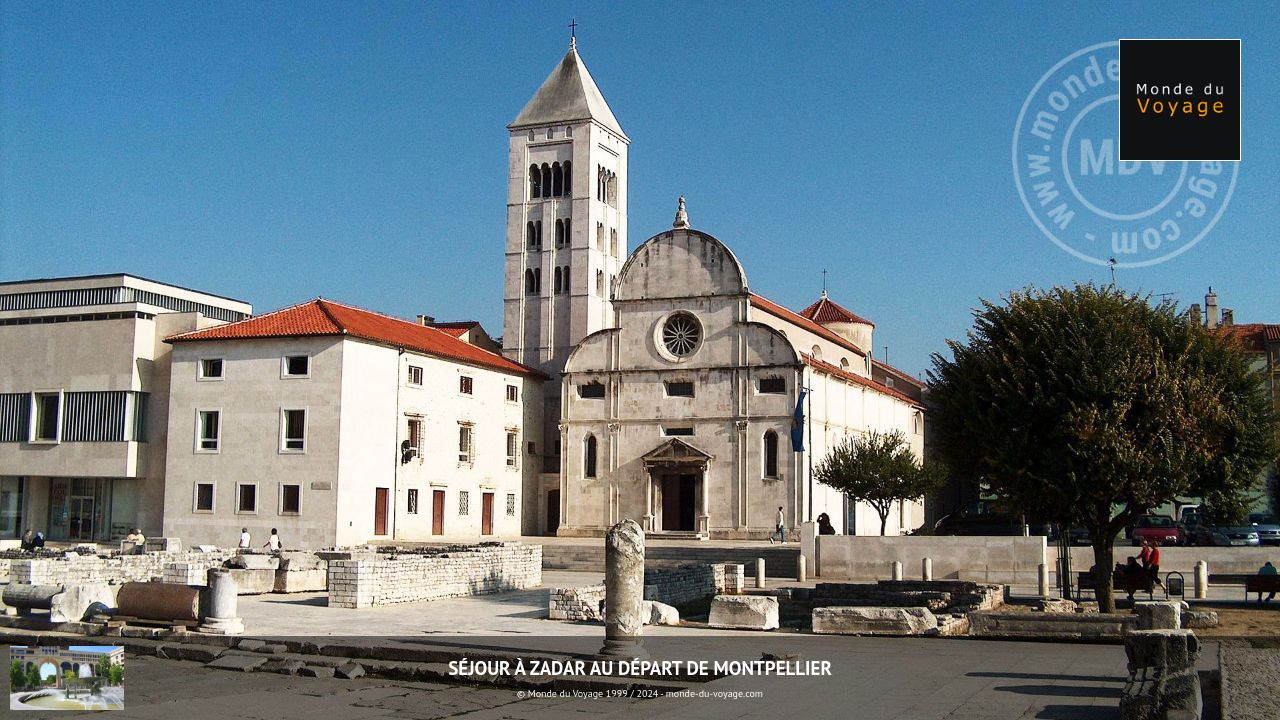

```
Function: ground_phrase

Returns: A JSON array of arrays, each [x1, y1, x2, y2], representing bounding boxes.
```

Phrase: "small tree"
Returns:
[[110, 663, 123, 686], [26, 664, 42, 689], [815, 430, 944, 535], [10, 660, 25, 691], [95, 654, 112, 680], [929, 284, 1277, 612]]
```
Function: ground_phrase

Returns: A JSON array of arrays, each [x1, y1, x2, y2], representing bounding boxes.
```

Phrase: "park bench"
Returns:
[[1076, 570, 1154, 601], [1244, 574, 1280, 602]]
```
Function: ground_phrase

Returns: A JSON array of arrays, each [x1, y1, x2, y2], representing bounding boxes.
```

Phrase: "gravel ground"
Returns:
[[1220, 646, 1280, 720]]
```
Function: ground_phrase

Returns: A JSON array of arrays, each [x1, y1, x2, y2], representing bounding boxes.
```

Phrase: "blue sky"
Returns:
[[2, 2, 1276, 378]]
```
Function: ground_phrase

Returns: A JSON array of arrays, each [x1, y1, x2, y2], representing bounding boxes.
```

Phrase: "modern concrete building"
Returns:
[[555, 212, 926, 539], [162, 299, 545, 548], [0, 274, 251, 542]]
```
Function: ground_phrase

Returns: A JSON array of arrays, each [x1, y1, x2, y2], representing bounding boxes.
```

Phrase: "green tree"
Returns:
[[10, 660, 24, 691], [95, 654, 112, 680], [26, 663, 42, 689], [815, 430, 945, 535], [109, 663, 123, 685], [929, 284, 1277, 612]]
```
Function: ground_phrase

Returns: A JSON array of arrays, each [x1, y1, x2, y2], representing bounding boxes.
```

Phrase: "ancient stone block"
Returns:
[[643, 600, 680, 626], [1181, 610, 1218, 629], [207, 653, 268, 672], [1032, 598, 1077, 614], [708, 595, 779, 630], [812, 606, 938, 636], [299, 665, 336, 678], [335, 662, 366, 679], [1134, 601, 1182, 631]]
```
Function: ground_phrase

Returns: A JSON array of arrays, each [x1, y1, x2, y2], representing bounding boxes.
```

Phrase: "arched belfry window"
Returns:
[[529, 165, 541, 199], [533, 268, 541, 293], [562, 266, 570, 293], [552, 163, 563, 197], [563, 218, 570, 245], [541, 164, 552, 197], [553, 267, 562, 293], [763, 430, 779, 479], [584, 434, 598, 478], [526, 221, 537, 250], [554, 219, 564, 247], [596, 269, 604, 296], [563, 161, 571, 194], [524, 269, 535, 295]]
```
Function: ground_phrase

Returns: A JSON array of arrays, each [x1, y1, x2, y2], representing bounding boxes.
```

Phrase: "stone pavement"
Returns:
[[55, 636, 1210, 720]]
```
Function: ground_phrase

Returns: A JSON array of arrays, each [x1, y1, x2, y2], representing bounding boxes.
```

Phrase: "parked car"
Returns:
[[1248, 513, 1280, 546], [1181, 511, 1204, 544], [1194, 523, 1261, 547], [1131, 515, 1186, 546], [1049, 525, 1093, 545], [933, 501, 1052, 536]]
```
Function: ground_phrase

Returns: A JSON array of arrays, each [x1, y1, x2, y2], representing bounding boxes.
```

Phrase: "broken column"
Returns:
[[198, 567, 244, 635], [599, 519, 647, 658]]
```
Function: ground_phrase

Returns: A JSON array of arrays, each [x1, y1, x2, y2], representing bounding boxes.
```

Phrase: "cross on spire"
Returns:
[[820, 269, 828, 299], [569, 18, 577, 49]]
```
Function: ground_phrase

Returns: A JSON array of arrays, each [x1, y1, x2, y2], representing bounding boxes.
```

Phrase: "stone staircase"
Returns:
[[541, 543, 800, 578]]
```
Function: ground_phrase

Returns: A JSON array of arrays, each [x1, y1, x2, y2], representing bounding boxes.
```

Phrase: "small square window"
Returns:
[[199, 358, 224, 380], [194, 483, 215, 512], [407, 488, 419, 514], [665, 381, 694, 398], [280, 484, 301, 515], [459, 376, 474, 395], [506, 493, 517, 516], [283, 355, 310, 377], [458, 490, 470, 516], [578, 382, 605, 399], [281, 409, 306, 452], [506, 384, 519, 402], [527, 441, 537, 455], [197, 410, 220, 452], [408, 365, 423, 386], [236, 483, 257, 513], [757, 377, 786, 394]]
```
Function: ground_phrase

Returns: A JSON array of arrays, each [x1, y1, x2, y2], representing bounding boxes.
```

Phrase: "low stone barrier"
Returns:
[[813, 535, 1047, 585], [11, 550, 237, 586], [801, 580, 1004, 614], [550, 563, 743, 622], [549, 585, 606, 621], [812, 606, 939, 635], [968, 610, 1138, 641], [327, 543, 541, 609], [708, 595, 779, 630]]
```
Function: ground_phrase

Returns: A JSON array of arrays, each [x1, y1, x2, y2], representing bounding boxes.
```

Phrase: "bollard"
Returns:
[[599, 519, 648, 658], [1194, 560, 1208, 600], [198, 568, 244, 635], [1038, 563, 1050, 599], [755, 558, 766, 589], [797, 554, 807, 583], [891, 561, 903, 581], [922, 557, 933, 582]]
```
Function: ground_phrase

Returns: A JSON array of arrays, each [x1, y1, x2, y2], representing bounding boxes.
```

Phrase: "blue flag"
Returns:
[[790, 389, 806, 451]]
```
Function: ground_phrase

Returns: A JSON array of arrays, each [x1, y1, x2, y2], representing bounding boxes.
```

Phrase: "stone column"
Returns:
[[891, 561, 903, 581], [1038, 563, 1050, 598], [797, 554, 807, 583], [599, 519, 647, 658], [1194, 561, 1208, 599], [922, 558, 933, 581], [755, 558, 766, 588], [198, 568, 244, 635]]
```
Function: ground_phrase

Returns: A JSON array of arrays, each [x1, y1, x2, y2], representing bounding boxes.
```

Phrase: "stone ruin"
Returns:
[[792, 579, 1006, 636]]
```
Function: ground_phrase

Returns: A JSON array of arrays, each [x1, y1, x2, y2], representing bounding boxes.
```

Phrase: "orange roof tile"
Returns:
[[166, 299, 545, 379], [1220, 323, 1280, 353], [871, 358, 926, 389], [426, 321, 480, 338], [749, 293, 867, 358], [799, 295, 874, 326], [802, 353, 924, 409]]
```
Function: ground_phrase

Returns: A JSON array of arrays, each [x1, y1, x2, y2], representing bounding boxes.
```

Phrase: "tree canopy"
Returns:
[[928, 284, 1276, 611], [815, 430, 943, 535]]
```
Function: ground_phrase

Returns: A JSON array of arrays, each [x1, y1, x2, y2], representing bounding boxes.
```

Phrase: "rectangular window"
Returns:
[[757, 377, 786, 394], [405, 416, 423, 462], [407, 365, 423, 386], [281, 409, 306, 452], [506, 431, 518, 467], [527, 440, 536, 455], [665, 381, 695, 398], [283, 355, 310, 378], [32, 392, 60, 442], [407, 488, 419, 514], [197, 410, 220, 452], [194, 482, 215, 512], [663, 427, 694, 437], [507, 493, 516, 516], [236, 483, 257, 513], [198, 358, 224, 380], [458, 424, 473, 464], [459, 376, 473, 395], [885, 377, 896, 389], [280, 484, 301, 514], [578, 382, 605, 399], [506, 384, 519, 402], [458, 490, 470, 516]]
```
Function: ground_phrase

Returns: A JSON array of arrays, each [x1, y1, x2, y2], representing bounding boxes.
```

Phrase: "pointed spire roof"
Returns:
[[799, 295, 874, 327], [509, 45, 627, 140]]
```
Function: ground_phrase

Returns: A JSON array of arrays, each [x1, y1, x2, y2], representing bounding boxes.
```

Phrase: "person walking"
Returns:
[[769, 506, 786, 544], [238, 527, 251, 549], [1139, 538, 1163, 589]]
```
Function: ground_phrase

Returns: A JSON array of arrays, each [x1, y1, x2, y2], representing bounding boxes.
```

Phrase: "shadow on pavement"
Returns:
[[1034, 704, 1120, 720], [967, 671, 1121, 683], [994, 684, 1122, 698]]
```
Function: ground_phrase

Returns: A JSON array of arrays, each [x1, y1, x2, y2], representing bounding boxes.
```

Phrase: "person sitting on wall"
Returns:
[[1121, 556, 1145, 601], [817, 512, 837, 535], [1258, 561, 1278, 604], [263, 528, 282, 553], [238, 528, 251, 549], [32, 531, 45, 549], [20, 529, 35, 552], [125, 528, 146, 554]]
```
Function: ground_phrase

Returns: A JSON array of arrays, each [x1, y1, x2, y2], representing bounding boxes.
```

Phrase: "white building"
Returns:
[[161, 299, 545, 548], [0, 274, 251, 542]]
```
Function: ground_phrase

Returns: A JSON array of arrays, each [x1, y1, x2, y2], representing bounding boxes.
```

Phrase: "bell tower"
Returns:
[[503, 39, 629, 474]]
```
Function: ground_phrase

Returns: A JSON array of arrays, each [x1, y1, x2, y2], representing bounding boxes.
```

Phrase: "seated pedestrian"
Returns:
[[263, 528, 282, 552], [238, 527, 251, 549], [817, 512, 836, 536], [32, 531, 45, 549], [20, 529, 35, 552], [1258, 561, 1278, 604], [1122, 556, 1143, 600], [125, 528, 146, 555]]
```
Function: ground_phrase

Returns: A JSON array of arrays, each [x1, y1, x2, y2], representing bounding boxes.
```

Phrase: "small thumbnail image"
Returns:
[[9, 645, 124, 711]]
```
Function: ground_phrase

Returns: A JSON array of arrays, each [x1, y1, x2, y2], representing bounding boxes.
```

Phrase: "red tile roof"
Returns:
[[799, 295, 874, 327], [801, 353, 924, 409], [749, 293, 867, 358], [426, 321, 480, 338], [167, 299, 545, 379], [1220, 323, 1280, 353], [871, 358, 926, 389]]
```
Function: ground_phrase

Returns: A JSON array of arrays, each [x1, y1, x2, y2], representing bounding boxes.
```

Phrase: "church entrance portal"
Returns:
[[659, 474, 698, 532]]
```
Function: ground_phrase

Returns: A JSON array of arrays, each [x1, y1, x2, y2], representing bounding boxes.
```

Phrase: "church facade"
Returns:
[[505, 43, 927, 539]]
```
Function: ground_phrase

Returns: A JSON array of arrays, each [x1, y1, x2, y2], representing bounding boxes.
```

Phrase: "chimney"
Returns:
[[1189, 303, 1202, 326], [1222, 308, 1234, 326], [1205, 288, 1219, 329], [416, 315, 435, 326]]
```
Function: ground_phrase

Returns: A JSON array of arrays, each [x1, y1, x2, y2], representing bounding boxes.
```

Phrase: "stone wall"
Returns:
[[549, 563, 742, 621], [10, 550, 237, 586], [327, 543, 542, 609], [548, 584, 606, 621], [812, 535, 1047, 585]]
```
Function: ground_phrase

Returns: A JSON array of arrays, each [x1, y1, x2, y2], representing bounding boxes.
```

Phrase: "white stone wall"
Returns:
[[10, 549, 236, 585], [327, 543, 542, 609]]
